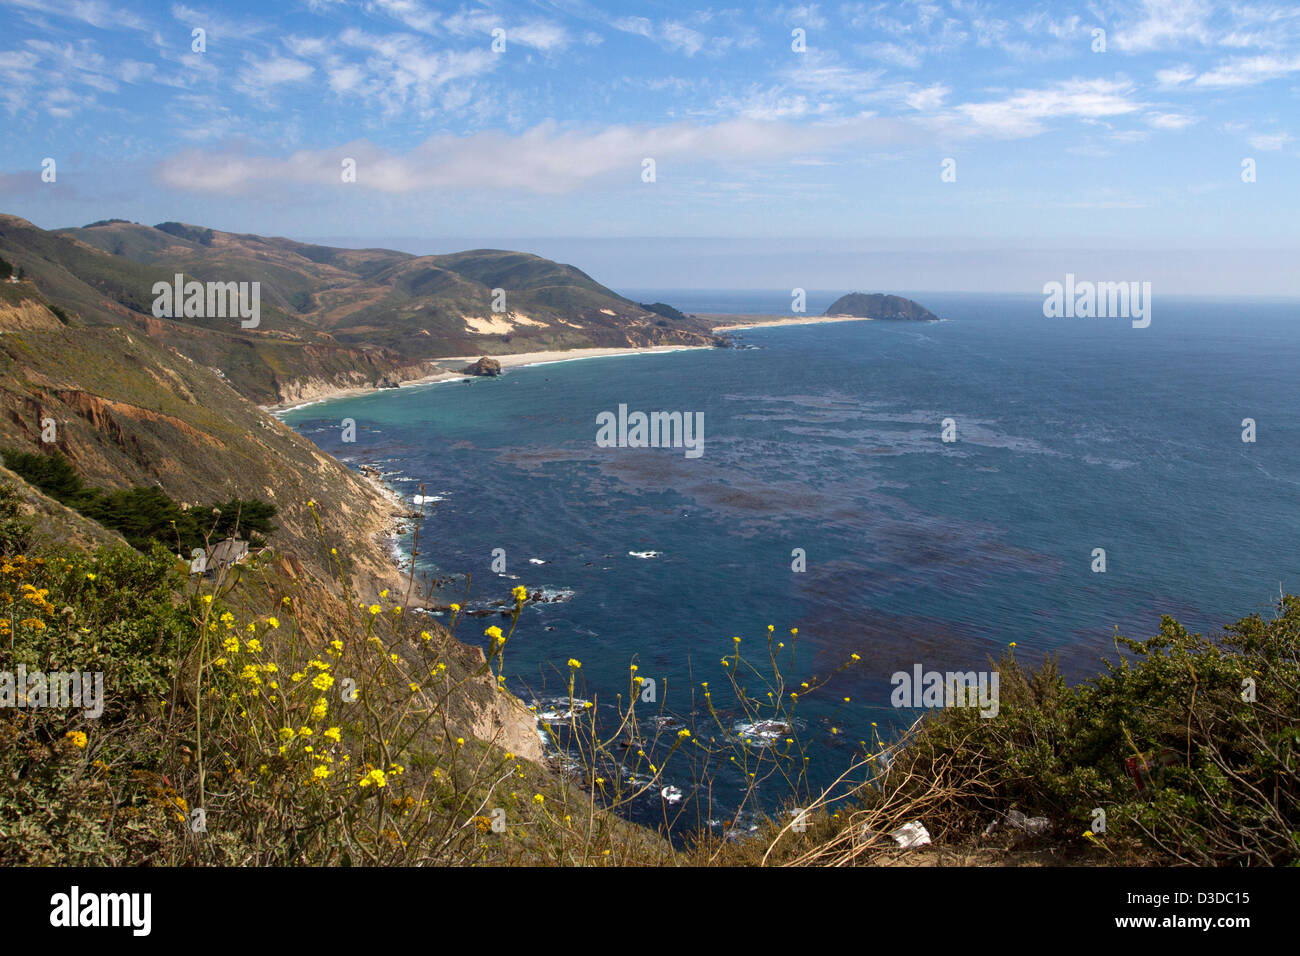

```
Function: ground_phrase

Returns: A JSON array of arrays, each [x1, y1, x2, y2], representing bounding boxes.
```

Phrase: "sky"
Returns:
[[1, 0, 1298, 293]]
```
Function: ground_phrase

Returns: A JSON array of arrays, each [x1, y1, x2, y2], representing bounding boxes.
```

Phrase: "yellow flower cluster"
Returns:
[[359, 768, 387, 789]]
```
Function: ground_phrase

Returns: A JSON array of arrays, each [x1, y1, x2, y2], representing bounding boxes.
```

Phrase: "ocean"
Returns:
[[281, 290, 1300, 832]]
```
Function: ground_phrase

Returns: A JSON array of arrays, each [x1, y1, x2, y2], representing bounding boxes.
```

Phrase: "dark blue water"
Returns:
[[283, 292, 1300, 828]]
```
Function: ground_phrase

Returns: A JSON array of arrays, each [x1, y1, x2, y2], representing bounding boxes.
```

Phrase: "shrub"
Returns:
[[1, 449, 276, 552]]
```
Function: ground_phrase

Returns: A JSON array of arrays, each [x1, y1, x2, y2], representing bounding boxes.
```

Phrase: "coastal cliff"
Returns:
[[0, 282, 546, 778]]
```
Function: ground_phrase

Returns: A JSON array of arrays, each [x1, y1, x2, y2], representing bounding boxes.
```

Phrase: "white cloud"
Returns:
[[937, 78, 1144, 138], [236, 56, 314, 98], [3, 0, 148, 31], [1192, 54, 1300, 87], [856, 41, 923, 69], [1155, 64, 1196, 87], [371, 0, 437, 34], [780, 52, 886, 96], [511, 21, 570, 53], [713, 88, 829, 120], [327, 63, 364, 94], [777, 4, 828, 31], [285, 35, 331, 58], [1113, 0, 1214, 53], [1146, 111, 1197, 129], [904, 83, 949, 111], [328, 27, 498, 116], [170, 3, 274, 41], [1, 37, 162, 114], [155, 115, 915, 195], [436, 9, 569, 52], [661, 22, 706, 56], [611, 16, 653, 39], [1248, 132, 1290, 150], [610, 14, 729, 56]]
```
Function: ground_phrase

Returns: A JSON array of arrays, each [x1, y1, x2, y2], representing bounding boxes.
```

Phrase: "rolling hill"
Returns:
[[2, 216, 721, 403]]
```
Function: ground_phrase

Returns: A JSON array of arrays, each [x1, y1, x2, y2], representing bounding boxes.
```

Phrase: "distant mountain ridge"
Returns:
[[824, 292, 941, 321], [54, 219, 719, 356], [0, 214, 719, 405]]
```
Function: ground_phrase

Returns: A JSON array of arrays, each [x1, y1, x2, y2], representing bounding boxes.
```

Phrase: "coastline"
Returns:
[[269, 342, 715, 613], [262, 344, 713, 415], [706, 313, 875, 332]]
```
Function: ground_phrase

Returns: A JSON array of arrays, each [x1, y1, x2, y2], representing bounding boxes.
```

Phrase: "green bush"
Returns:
[[805, 603, 1300, 866], [1, 449, 276, 551]]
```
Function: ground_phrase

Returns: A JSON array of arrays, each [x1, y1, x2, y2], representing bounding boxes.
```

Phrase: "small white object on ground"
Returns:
[[889, 820, 932, 848]]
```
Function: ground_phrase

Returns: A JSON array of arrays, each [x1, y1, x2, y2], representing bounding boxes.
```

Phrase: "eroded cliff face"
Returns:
[[267, 361, 433, 407], [439, 638, 546, 763], [0, 298, 64, 332], [0, 314, 542, 763]]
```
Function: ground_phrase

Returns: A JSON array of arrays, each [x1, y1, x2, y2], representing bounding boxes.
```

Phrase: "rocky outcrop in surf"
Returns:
[[463, 357, 502, 377]]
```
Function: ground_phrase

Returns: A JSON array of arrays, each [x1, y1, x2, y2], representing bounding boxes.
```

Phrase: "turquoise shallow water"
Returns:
[[283, 291, 1300, 828]]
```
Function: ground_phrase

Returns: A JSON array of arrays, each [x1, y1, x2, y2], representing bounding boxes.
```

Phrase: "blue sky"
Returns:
[[1, 0, 1298, 293]]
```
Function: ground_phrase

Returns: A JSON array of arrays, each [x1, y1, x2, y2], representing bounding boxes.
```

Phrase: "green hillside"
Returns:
[[43, 216, 721, 371]]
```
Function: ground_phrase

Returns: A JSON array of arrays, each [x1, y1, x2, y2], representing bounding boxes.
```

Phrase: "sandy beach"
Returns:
[[438, 344, 711, 370], [261, 344, 712, 414], [706, 314, 875, 332]]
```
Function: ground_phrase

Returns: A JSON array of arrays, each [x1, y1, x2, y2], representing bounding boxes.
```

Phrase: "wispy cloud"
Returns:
[[235, 56, 314, 100], [1248, 131, 1291, 150], [1112, 0, 1215, 53], [1, 0, 148, 31], [1192, 53, 1300, 87], [1146, 111, 1198, 129], [610, 13, 733, 56], [155, 115, 916, 195], [935, 78, 1144, 138]]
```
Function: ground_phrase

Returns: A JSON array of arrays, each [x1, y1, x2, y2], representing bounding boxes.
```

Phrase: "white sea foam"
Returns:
[[534, 697, 593, 722], [733, 719, 793, 747]]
